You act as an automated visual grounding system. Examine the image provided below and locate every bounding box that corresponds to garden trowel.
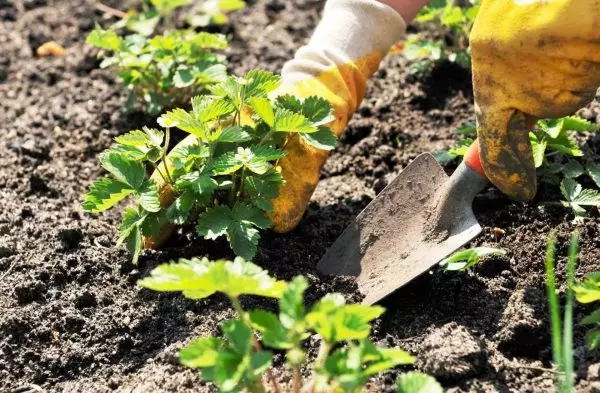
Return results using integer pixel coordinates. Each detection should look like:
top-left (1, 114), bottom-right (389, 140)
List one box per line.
top-left (317, 141), bottom-right (488, 305)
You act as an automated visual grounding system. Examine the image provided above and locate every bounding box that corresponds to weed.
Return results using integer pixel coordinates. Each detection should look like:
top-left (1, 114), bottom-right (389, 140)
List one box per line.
top-left (545, 231), bottom-right (579, 393)
top-left (82, 69), bottom-right (337, 263)
top-left (439, 247), bottom-right (506, 271)
top-left (138, 256), bottom-right (441, 393)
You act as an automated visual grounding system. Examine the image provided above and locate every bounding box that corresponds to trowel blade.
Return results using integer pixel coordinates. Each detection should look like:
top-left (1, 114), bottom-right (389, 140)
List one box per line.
top-left (316, 153), bottom-right (482, 305)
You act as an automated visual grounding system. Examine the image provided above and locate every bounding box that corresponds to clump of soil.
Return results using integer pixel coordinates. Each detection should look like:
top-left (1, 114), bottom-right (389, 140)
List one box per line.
top-left (2, 0), bottom-right (600, 392)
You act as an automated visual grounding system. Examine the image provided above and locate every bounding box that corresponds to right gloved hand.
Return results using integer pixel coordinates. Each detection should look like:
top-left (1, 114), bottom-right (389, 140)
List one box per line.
top-left (470, 0), bottom-right (600, 201)
top-left (143, 0), bottom-right (409, 248)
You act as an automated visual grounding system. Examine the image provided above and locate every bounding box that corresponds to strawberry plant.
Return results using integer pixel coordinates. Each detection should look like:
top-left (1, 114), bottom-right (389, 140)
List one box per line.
top-left (402, 0), bottom-right (479, 73)
top-left (573, 271), bottom-right (600, 350)
top-left (439, 247), bottom-right (505, 271)
top-left (100, 0), bottom-right (246, 37)
top-left (87, 26), bottom-right (228, 114)
top-left (82, 69), bottom-right (337, 263)
top-left (436, 116), bottom-right (600, 221)
top-left (138, 256), bottom-right (442, 393)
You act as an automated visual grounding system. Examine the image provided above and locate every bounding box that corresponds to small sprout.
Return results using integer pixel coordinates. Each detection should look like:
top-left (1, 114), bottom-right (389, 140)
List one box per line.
top-left (440, 247), bottom-right (506, 271)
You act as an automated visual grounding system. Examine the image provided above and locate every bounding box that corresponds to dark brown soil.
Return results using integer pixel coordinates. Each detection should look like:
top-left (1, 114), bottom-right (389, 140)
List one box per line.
top-left (2, 1), bottom-right (600, 392)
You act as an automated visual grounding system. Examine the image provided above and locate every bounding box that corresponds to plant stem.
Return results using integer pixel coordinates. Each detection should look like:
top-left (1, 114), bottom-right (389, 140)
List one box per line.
top-left (162, 128), bottom-right (174, 185)
top-left (150, 161), bottom-right (169, 184)
top-left (237, 167), bottom-right (247, 198)
top-left (293, 366), bottom-right (301, 393)
top-left (310, 339), bottom-right (331, 393)
top-left (545, 232), bottom-right (563, 374)
top-left (562, 231), bottom-right (579, 393)
top-left (229, 173), bottom-right (238, 206)
top-left (96, 3), bottom-right (126, 18)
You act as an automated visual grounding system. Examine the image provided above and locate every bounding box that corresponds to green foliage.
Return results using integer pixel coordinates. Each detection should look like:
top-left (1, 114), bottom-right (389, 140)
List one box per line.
top-left (87, 26), bottom-right (228, 114)
top-left (545, 231), bottom-right (579, 393)
top-left (402, 0), bottom-right (479, 72)
top-left (574, 272), bottom-right (600, 350)
top-left (83, 69), bottom-right (336, 263)
top-left (439, 247), bottom-right (506, 271)
top-left (139, 257), bottom-right (431, 393)
top-left (436, 116), bottom-right (600, 221)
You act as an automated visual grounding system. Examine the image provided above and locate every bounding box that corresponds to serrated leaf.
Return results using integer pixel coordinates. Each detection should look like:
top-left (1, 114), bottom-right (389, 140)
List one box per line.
top-left (250, 145), bottom-right (286, 161)
top-left (175, 171), bottom-right (218, 199)
top-left (127, 226), bottom-right (142, 265)
top-left (547, 131), bottom-right (583, 157)
top-left (587, 162), bottom-right (600, 188)
top-left (166, 190), bottom-right (195, 225)
top-left (245, 158), bottom-right (270, 175)
top-left (561, 116), bottom-right (597, 132)
top-left (192, 96), bottom-right (235, 122)
top-left (561, 178), bottom-right (582, 201)
top-left (137, 180), bottom-right (161, 212)
top-left (227, 221), bottom-right (260, 260)
top-left (173, 66), bottom-right (195, 88)
top-left (529, 132), bottom-right (547, 168)
top-left (86, 25), bottom-right (123, 51)
top-left (249, 97), bottom-right (275, 127)
top-left (100, 151), bottom-right (146, 189)
top-left (118, 207), bottom-right (144, 264)
top-left (243, 69), bottom-right (281, 97)
top-left (82, 178), bottom-right (134, 213)
top-left (275, 94), bottom-right (302, 113)
top-left (189, 32), bottom-right (228, 49)
top-left (164, 109), bottom-right (210, 140)
top-left (273, 109), bottom-right (317, 133)
top-left (232, 203), bottom-right (271, 229)
top-left (396, 372), bottom-right (443, 393)
top-left (139, 210), bottom-right (165, 237)
top-left (301, 126), bottom-right (337, 151)
top-left (218, 125), bottom-right (252, 143)
top-left (248, 310), bottom-right (292, 349)
top-left (280, 276), bottom-right (308, 328)
top-left (440, 247), bottom-right (506, 271)
top-left (138, 256), bottom-right (287, 299)
top-left (563, 160), bottom-right (585, 179)
top-left (213, 152), bottom-right (243, 175)
top-left (302, 96), bottom-right (333, 125)
top-left (115, 129), bottom-right (152, 147)
top-left (244, 176), bottom-right (280, 212)
top-left (196, 206), bottom-right (232, 240)
top-left (573, 273), bottom-right (600, 303)
top-left (180, 337), bottom-right (222, 368)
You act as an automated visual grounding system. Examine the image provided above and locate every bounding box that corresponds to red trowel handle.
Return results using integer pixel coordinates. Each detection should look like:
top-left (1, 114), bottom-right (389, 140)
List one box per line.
top-left (463, 139), bottom-right (486, 179)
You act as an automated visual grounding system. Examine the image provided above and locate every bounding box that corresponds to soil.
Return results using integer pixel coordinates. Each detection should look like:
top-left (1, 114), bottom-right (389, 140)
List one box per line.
top-left (2, 0), bottom-right (600, 392)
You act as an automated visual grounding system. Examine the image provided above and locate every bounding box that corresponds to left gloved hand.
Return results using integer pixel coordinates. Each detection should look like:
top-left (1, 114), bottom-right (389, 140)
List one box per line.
top-left (470, 0), bottom-right (600, 201)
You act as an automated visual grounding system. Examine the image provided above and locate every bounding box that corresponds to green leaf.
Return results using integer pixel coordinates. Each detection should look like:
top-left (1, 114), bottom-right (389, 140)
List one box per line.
top-left (139, 210), bottom-right (165, 237)
top-left (118, 207), bottom-right (144, 264)
top-left (587, 162), bottom-right (600, 188)
top-left (232, 203), bottom-right (271, 229)
top-left (126, 226), bottom-right (142, 265)
top-left (440, 247), bottom-right (506, 271)
top-left (529, 132), bottom-right (547, 168)
top-left (243, 69), bottom-right (281, 97)
top-left (180, 337), bottom-right (222, 369)
top-left (164, 109), bottom-right (209, 140)
top-left (396, 372), bottom-right (443, 393)
top-left (587, 329), bottom-right (600, 350)
top-left (248, 310), bottom-right (293, 349)
top-left (166, 190), bottom-right (195, 225)
top-left (189, 32), bottom-right (228, 49)
top-left (82, 178), bottom-right (134, 213)
top-left (137, 180), bottom-right (161, 212)
top-left (563, 160), bottom-right (585, 179)
top-left (218, 125), bottom-right (252, 143)
top-left (573, 273), bottom-right (600, 303)
top-left (196, 206), bottom-right (232, 240)
top-left (191, 96), bottom-right (235, 122)
top-left (175, 171), bottom-right (218, 198)
top-left (547, 131), bottom-right (583, 157)
top-left (273, 109), bottom-right (317, 133)
top-left (275, 94), bottom-right (302, 113)
top-left (301, 96), bottom-right (334, 125)
top-left (115, 129), bottom-right (153, 147)
top-left (249, 351), bottom-right (272, 377)
top-left (213, 152), bottom-right (243, 175)
top-left (561, 178), bottom-right (600, 220)
top-left (244, 176), bottom-right (280, 212)
top-left (561, 116), bottom-right (597, 132)
top-left (138, 257), bottom-right (287, 299)
top-left (403, 37), bottom-right (442, 61)
top-left (173, 66), bottom-right (195, 88)
top-left (100, 151), bottom-right (146, 189)
top-left (456, 121), bottom-right (476, 137)
top-left (249, 97), bottom-right (275, 127)
top-left (582, 309), bottom-right (600, 325)
top-left (280, 276), bottom-right (308, 328)
top-left (301, 126), bottom-right (337, 151)
top-left (250, 145), bottom-right (287, 161)
top-left (227, 222), bottom-right (260, 260)
top-left (86, 25), bottom-right (123, 51)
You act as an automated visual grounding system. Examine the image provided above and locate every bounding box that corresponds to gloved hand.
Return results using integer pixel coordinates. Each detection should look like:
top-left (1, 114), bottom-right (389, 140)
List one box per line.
top-left (143, 0), bottom-right (409, 248)
top-left (470, 0), bottom-right (600, 201)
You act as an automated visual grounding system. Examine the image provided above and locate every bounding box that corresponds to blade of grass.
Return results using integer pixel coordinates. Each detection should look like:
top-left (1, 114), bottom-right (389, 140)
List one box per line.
top-left (545, 232), bottom-right (563, 372)
top-left (562, 231), bottom-right (579, 393)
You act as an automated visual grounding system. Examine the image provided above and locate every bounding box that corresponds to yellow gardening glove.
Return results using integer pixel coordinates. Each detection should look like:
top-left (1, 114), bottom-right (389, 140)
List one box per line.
top-left (143, 0), bottom-right (408, 247)
top-left (470, 0), bottom-right (600, 201)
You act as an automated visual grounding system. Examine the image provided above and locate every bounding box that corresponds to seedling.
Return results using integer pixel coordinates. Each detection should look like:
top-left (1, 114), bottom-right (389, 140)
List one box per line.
top-left (82, 69), bottom-right (337, 263)
top-left (436, 116), bottom-right (600, 221)
top-left (87, 26), bottom-right (228, 114)
top-left (101, 0), bottom-right (246, 37)
top-left (573, 271), bottom-right (600, 350)
top-left (138, 257), bottom-right (440, 393)
top-left (545, 231), bottom-right (579, 393)
top-left (439, 246), bottom-right (506, 271)
top-left (402, 0), bottom-right (479, 73)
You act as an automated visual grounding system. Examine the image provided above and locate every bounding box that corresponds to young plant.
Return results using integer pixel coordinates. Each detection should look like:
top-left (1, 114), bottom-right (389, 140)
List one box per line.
top-left (439, 246), bottom-right (506, 271)
top-left (100, 0), bottom-right (246, 37)
top-left (402, 0), bottom-right (479, 73)
top-left (545, 231), bottom-right (579, 393)
top-left (436, 116), bottom-right (600, 221)
top-left (573, 271), bottom-right (600, 350)
top-left (138, 257), bottom-right (438, 393)
top-left (82, 69), bottom-right (337, 263)
top-left (87, 26), bottom-right (228, 114)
